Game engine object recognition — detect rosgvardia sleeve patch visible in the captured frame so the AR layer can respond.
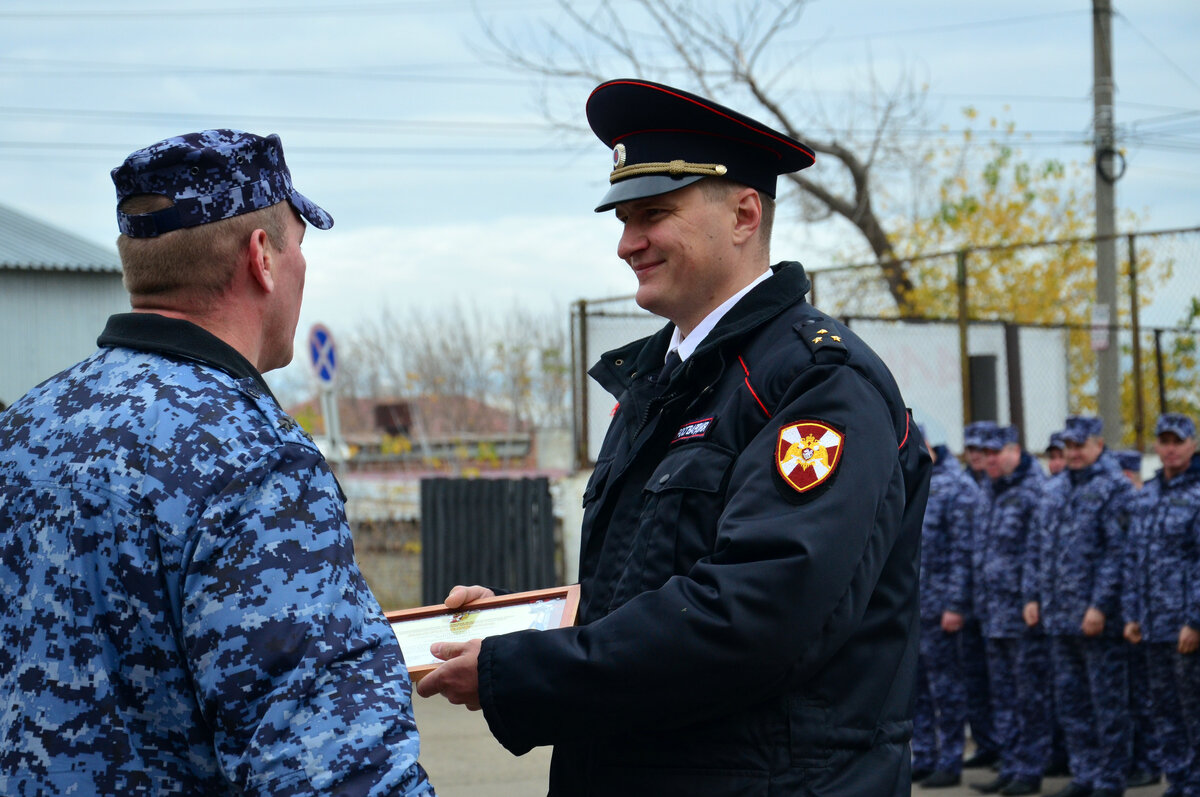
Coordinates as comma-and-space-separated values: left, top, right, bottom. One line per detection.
776, 420, 844, 493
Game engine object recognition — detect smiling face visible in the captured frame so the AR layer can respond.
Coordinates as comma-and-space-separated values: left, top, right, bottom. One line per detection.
613, 182, 757, 337
1156, 432, 1196, 480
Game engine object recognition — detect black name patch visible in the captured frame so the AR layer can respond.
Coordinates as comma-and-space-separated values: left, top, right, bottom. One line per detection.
672, 417, 714, 444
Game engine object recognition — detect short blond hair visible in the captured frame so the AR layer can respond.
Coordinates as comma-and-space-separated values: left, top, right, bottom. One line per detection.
698, 177, 775, 250
116, 196, 291, 304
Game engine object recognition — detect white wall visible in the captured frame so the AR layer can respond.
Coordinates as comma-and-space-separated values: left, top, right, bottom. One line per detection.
0, 270, 128, 406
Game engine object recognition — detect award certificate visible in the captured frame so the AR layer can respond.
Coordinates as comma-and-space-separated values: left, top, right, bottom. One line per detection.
385, 584, 580, 681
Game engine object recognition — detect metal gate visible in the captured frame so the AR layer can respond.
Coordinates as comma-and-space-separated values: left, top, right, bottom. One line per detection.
420, 477, 556, 605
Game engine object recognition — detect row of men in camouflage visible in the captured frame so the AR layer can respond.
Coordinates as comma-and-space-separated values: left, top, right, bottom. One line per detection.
913, 412, 1200, 797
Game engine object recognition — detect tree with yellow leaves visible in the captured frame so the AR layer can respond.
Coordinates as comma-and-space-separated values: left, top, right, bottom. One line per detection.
890, 111, 1175, 446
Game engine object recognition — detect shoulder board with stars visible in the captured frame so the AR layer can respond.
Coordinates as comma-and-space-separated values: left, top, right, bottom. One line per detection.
795, 318, 848, 361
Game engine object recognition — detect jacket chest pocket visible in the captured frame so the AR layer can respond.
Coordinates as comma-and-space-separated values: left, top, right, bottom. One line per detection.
608, 444, 734, 609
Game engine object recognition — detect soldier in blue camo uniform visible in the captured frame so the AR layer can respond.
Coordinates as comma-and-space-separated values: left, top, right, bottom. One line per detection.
1045, 431, 1067, 477
912, 437, 979, 788
969, 425, 1050, 796
962, 421, 1002, 769
1115, 449, 1164, 789
1124, 413, 1200, 797
1024, 415, 1133, 797
1041, 430, 1072, 780
0, 130, 434, 796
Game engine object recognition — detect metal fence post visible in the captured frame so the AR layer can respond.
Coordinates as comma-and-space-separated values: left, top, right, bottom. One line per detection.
572, 300, 590, 468
1004, 322, 1025, 448
1154, 329, 1167, 417
957, 250, 971, 426
1128, 234, 1145, 450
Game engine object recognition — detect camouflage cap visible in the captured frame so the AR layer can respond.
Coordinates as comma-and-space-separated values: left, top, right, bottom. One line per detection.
1155, 412, 1195, 440
1115, 449, 1143, 472
1046, 430, 1065, 452
978, 424, 1019, 451
1060, 415, 1103, 444
112, 129, 333, 238
963, 420, 999, 449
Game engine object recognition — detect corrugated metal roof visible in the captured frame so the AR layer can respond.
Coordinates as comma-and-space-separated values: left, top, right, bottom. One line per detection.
0, 202, 120, 273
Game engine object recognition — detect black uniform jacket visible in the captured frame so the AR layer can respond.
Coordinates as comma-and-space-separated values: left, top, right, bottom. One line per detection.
478, 262, 932, 796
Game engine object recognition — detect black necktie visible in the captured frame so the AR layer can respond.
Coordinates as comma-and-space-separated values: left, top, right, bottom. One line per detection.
658, 350, 682, 385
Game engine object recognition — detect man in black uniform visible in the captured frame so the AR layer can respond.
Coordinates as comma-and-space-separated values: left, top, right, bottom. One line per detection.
418, 78, 932, 797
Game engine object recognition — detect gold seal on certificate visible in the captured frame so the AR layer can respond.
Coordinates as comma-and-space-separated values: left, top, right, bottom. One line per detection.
385, 585, 580, 681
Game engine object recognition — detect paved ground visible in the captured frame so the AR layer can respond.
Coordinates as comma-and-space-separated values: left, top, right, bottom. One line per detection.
414, 696, 1171, 797
413, 695, 551, 797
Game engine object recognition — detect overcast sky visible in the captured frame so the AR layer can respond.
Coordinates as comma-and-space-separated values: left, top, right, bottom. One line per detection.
2, 1, 1197, 394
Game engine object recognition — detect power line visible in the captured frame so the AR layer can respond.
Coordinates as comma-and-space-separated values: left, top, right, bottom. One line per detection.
798, 10, 1089, 44
0, 106, 548, 136
0, 0, 556, 19
1113, 7, 1200, 95
0, 138, 591, 159
0, 58, 524, 86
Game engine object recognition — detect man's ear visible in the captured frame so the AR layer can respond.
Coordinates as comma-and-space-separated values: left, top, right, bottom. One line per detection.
731, 188, 762, 246
247, 228, 275, 294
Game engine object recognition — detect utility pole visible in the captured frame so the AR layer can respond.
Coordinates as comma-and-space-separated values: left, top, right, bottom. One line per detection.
1092, 0, 1123, 442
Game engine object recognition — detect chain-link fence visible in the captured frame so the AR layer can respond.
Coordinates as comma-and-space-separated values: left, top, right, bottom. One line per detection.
572, 226, 1200, 462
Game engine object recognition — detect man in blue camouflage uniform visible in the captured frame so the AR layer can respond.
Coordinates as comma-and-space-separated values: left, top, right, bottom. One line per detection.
1024, 415, 1133, 797
913, 435, 979, 788
1115, 448, 1164, 789
1117, 450, 1145, 489
1124, 413, 1200, 797
1041, 429, 1072, 780
962, 420, 1002, 770
1046, 431, 1067, 477
0, 130, 434, 796
969, 425, 1049, 796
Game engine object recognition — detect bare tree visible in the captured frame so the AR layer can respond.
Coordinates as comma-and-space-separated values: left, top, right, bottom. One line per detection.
340, 302, 571, 432
492, 306, 572, 430
474, 0, 930, 313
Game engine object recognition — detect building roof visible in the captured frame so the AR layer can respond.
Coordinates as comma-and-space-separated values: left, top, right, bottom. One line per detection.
0, 202, 120, 273
287, 394, 530, 440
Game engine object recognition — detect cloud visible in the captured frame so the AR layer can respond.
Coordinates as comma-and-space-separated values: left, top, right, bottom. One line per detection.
297, 213, 633, 339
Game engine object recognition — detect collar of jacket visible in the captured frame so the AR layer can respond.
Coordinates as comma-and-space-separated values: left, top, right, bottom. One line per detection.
589, 261, 812, 397
98, 312, 276, 400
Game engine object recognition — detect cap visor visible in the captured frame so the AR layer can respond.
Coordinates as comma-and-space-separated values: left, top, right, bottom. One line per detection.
290, 190, 334, 230
594, 174, 706, 213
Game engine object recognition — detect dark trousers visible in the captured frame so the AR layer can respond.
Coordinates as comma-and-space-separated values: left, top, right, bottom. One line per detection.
963, 617, 998, 755
985, 634, 1052, 780
914, 619, 967, 773
1051, 635, 1131, 791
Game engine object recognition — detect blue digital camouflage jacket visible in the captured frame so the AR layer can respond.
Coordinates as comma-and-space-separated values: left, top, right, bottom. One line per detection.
1122, 456, 1200, 641
1026, 450, 1132, 637
0, 314, 433, 796
974, 451, 1045, 638
920, 445, 977, 622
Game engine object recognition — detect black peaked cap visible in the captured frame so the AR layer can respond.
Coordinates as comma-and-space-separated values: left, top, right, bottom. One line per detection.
586, 78, 815, 212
